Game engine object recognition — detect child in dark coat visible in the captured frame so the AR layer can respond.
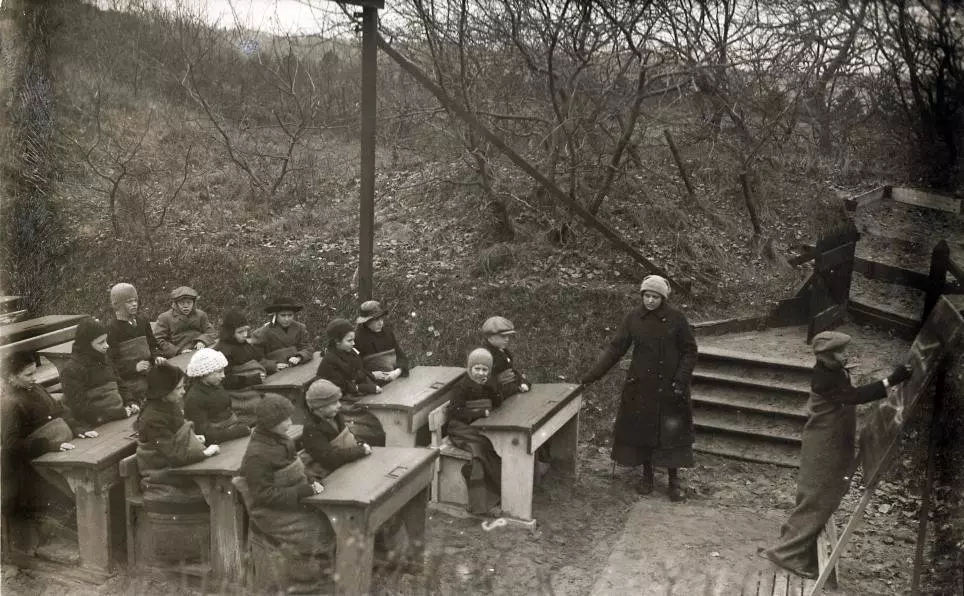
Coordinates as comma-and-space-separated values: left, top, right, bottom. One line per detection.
301, 379, 371, 480
354, 300, 409, 384
252, 297, 314, 371
480, 316, 530, 400
316, 318, 385, 446
154, 286, 217, 358
239, 394, 329, 592
447, 348, 503, 516
183, 348, 250, 444
106, 283, 165, 405
762, 331, 913, 579
215, 310, 272, 426
61, 317, 139, 431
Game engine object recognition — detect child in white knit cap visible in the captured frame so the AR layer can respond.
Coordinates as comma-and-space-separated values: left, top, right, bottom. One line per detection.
183, 348, 251, 444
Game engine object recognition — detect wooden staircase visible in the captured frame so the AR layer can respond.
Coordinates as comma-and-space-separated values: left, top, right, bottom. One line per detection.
692, 346, 810, 468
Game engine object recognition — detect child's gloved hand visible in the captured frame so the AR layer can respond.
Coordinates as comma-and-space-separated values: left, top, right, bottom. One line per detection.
374, 385, 383, 393
77, 431, 99, 439
180, 348, 194, 354
125, 404, 140, 417
154, 356, 167, 364
59, 442, 76, 451
276, 363, 289, 371
135, 360, 151, 373
372, 371, 389, 381
288, 356, 301, 366
203, 445, 220, 457
194, 342, 206, 351
520, 383, 530, 392
362, 443, 372, 455
310, 481, 325, 494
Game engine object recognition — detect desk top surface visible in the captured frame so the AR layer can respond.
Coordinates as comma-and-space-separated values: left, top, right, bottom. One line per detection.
357, 366, 464, 412
39, 341, 193, 372
32, 417, 137, 469
255, 353, 322, 389
303, 446, 437, 508
0, 315, 86, 344
471, 383, 582, 433
166, 425, 303, 476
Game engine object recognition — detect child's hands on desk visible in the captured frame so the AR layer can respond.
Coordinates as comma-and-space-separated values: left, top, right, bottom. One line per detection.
77, 431, 99, 439
135, 360, 151, 373
310, 481, 325, 494
276, 363, 289, 371
125, 404, 140, 417
59, 442, 76, 451
194, 341, 206, 351
362, 443, 372, 455
520, 383, 530, 392
288, 356, 302, 366
203, 444, 219, 457
154, 357, 167, 364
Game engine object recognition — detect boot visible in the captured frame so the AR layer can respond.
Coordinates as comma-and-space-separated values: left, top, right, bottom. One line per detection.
636, 463, 654, 495
668, 468, 684, 502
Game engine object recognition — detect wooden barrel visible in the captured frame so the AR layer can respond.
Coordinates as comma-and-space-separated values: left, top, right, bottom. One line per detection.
144, 510, 209, 564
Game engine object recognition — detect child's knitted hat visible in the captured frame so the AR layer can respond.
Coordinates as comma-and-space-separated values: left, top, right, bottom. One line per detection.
306, 379, 342, 411
186, 348, 228, 378
467, 348, 493, 370
110, 283, 138, 308
255, 393, 294, 430
639, 275, 670, 299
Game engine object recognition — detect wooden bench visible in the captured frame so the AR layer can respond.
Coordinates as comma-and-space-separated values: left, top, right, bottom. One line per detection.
427, 400, 472, 508
28, 417, 138, 580
303, 447, 437, 596
357, 365, 464, 446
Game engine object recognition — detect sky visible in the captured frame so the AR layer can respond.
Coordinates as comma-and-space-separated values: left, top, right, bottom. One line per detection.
93, 0, 376, 35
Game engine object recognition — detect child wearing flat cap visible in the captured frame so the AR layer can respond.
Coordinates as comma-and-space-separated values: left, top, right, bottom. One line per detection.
480, 316, 530, 399
761, 330, 913, 579
154, 286, 217, 358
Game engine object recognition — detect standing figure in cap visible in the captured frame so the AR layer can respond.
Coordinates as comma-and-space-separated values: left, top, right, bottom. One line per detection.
580, 275, 698, 501
761, 331, 913, 579
154, 286, 217, 358
316, 318, 386, 446
105, 282, 164, 405
446, 348, 504, 516
252, 296, 314, 371
480, 316, 530, 400
354, 300, 409, 384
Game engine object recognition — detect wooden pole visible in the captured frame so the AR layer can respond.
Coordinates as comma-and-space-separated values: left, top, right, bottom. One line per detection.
739, 172, 762, 237
358, 6, 377, 302
922, 240, 950, 323
663, 129, 696, 200
374, 33, 685, 293
911, 356, 948, 594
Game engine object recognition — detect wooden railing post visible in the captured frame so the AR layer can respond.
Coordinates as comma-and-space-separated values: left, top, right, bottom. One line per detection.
923, 240, 950, 323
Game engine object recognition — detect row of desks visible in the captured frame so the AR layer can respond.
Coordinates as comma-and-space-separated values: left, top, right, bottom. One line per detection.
26, 356, 583, 592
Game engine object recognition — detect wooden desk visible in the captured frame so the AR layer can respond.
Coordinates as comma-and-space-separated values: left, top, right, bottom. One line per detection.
165, 425, 302, 583
31, 417, 138, 578
357, 366, 464, 446
304, 447, 437, 596
471, 383, 583, 521
40, 341, 192, 375
0, 295, 22, 312
254, 352, 321, 424
0, 314, 86, 345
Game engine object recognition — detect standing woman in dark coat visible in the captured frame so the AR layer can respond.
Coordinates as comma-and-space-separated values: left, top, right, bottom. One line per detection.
762, 331, 912, 579
580, 275, 698, 501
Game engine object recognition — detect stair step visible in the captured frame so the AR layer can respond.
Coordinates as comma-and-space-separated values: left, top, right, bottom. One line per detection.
692, 369, 810, 396
696, 348, 812, 389
691, 384, 808, 420
693, 409, 802, 444
698, 346, 812, 373
694, 433, 799, 468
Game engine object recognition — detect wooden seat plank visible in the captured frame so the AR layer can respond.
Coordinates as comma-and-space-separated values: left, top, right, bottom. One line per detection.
0, 326, 79, 357
0, 315, 86, 345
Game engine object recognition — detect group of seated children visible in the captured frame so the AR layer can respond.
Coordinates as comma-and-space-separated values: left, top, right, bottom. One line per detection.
1, 280, 532, 571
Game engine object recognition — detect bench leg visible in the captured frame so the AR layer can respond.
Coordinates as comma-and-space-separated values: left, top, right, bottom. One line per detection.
326, 509, 374, 596
550, 415, 579, 474
492, 438, 535, 521
399, 487, 428, 560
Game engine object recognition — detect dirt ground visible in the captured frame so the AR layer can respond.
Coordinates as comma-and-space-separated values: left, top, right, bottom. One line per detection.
1, 448, 923, 596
